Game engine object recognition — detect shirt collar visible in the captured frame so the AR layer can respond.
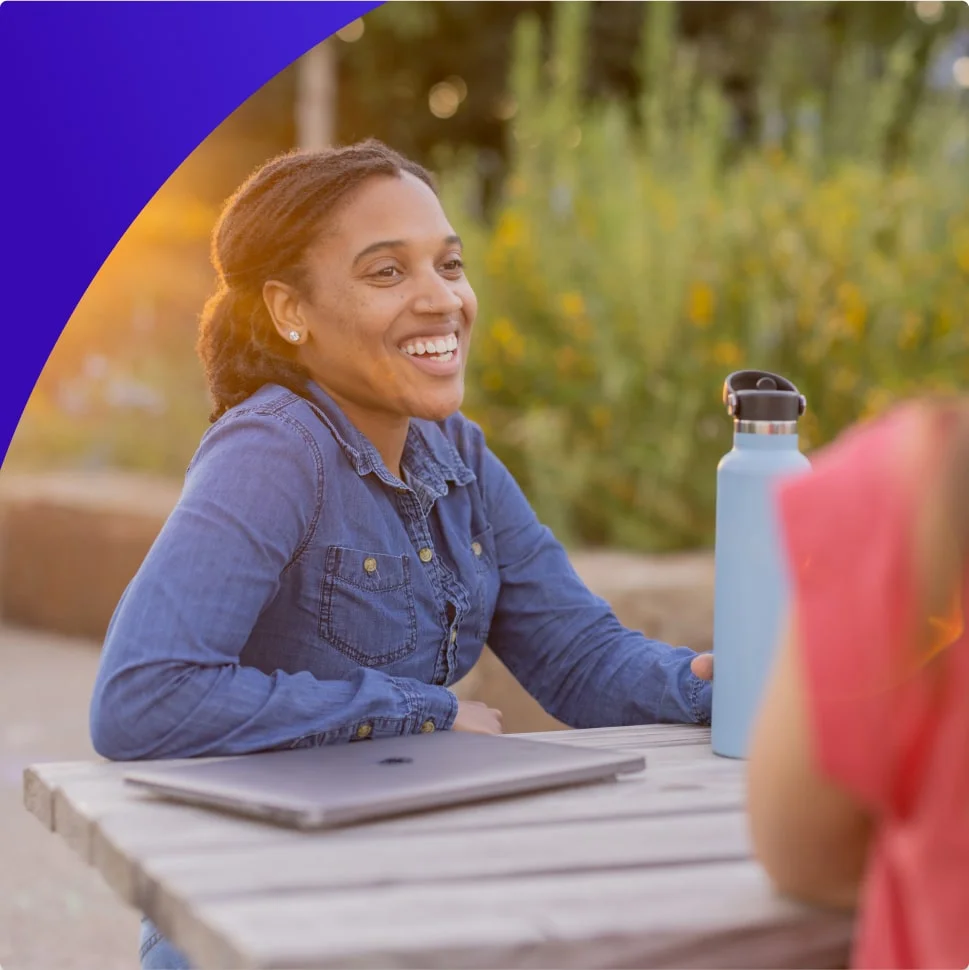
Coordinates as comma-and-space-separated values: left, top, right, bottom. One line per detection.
303, 381, 475, 495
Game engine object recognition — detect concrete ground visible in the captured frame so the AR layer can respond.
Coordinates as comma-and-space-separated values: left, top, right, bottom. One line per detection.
1, 625, 138, 970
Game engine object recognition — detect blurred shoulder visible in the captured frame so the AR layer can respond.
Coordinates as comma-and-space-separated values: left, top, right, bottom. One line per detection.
802, 401, 950, 492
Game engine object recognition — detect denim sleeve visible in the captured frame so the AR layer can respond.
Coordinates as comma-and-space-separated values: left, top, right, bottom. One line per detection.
481, 447, 711, 728
89, 408, 457, 761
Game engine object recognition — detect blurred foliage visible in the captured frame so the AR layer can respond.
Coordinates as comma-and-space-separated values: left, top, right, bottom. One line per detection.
6, 1, 969, 554
442, 1, 969, 550
336, 1, 964, 182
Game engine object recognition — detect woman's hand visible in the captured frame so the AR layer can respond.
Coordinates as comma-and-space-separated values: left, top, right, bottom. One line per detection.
453, 700, 503, 734
690, 652, 714, 681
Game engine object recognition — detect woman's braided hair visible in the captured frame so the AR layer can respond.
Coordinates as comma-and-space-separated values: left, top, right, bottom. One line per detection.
197, 139, 435, 421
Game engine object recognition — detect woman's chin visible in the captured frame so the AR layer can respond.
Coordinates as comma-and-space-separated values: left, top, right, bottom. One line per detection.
409, 384, 465, 422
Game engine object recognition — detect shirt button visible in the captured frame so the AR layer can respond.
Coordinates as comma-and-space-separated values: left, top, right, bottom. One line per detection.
471, 541, 483, 557
418, 547, 434, 563
363, 557, 378, 574
356, 723, 373, 739
449, 628, 457, 644
420, 720, 436, 734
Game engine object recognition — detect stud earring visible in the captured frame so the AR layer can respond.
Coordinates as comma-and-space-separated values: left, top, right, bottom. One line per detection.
288, 330, 300, 343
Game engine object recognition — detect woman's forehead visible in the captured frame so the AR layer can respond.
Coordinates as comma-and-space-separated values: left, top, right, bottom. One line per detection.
324, 172, 454, 248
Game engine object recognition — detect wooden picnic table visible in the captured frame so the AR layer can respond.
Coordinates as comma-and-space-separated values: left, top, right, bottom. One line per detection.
23, 724, 852, 969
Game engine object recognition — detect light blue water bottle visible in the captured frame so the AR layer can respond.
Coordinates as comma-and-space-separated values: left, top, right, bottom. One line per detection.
711, 370, 811, 759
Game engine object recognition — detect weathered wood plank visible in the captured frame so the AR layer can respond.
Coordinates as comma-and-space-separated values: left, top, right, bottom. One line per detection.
48, 754, 739, 862
88, 764, 743, 905
23, 755, 238, 860
139, 809, 751, 915
167, 861, 850, 970
24, 729, 712, 840
23, 764, 60, 830
518, 725, 712, 748
519, 726, 715, 763
23, 760, 146, 828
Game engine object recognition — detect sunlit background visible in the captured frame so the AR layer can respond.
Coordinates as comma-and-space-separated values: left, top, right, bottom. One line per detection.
7, 0, 969, 552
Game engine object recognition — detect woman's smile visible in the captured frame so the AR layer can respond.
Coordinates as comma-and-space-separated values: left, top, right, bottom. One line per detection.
398, 331, 461, 375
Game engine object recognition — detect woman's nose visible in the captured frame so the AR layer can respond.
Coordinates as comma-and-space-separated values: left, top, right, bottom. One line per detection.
414, 272, 463, 315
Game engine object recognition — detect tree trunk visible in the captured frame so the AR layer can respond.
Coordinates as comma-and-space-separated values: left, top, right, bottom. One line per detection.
295, 41, 336, 150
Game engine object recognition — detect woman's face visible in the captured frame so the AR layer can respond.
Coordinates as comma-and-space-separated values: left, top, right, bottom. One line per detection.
264, 172, 478, 424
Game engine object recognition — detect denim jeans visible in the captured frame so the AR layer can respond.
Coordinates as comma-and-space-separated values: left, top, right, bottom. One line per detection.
140, 917, 191, 970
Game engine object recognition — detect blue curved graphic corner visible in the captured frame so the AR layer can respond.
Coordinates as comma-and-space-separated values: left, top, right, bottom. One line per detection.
0, 0, 381, 465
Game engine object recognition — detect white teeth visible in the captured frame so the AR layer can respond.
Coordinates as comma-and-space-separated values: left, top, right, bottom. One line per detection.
400, 334, 459, 359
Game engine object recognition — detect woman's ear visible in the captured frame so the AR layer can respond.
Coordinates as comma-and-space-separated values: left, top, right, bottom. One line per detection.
263, 279, 307, 344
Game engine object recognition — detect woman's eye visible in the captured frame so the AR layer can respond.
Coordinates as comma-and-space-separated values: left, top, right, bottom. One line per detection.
371, 266, 402, 280
441, 258, 465, 274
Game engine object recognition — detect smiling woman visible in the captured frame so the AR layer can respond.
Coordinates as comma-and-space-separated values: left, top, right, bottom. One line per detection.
196, 142, 476, 477
88, 139, 713, 970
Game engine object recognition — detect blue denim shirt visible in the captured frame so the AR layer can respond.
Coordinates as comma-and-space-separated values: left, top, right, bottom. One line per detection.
90, 381, 711, 760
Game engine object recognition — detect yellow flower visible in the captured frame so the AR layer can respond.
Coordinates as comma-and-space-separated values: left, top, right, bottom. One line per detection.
559, 291, 585, 318
687, 281, 715, 329
489, 316, 525, 362
898, 311, 922, 351
711, 340, 742, 368
591, 405, 611, 430
494, 211, 526, 250
837, 282, 867, 337
555, 346, 579, 376
862, 387, 894, 419
489, 316, 513, 345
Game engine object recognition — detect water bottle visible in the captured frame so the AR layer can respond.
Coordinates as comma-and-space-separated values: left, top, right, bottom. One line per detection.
711, 370, 811, 759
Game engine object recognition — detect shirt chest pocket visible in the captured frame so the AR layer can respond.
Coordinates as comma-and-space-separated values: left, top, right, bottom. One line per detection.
319, 547, 418, 667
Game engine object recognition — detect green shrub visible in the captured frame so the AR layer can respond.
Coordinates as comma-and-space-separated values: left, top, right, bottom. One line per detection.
442, 1, 969, 550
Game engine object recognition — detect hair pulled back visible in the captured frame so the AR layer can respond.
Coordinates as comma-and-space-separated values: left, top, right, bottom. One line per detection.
197, 139, 435, 421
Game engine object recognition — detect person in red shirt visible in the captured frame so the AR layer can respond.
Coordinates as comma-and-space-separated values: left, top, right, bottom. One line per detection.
748, 398, 969, 969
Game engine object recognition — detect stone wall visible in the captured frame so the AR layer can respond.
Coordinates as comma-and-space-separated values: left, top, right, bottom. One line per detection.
0, 471, 713, 733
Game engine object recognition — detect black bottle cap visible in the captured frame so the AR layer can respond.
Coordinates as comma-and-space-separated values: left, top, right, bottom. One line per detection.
723, 370, 807, 422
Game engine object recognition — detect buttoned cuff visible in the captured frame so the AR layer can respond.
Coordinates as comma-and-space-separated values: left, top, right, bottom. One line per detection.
391, 678, 459, 735
689, 674, 712, 726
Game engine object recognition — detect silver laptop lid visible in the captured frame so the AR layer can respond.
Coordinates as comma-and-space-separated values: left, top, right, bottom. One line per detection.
124, 732, 645, 830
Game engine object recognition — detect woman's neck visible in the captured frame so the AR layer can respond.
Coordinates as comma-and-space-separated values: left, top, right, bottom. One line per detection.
321, 386, 409, 480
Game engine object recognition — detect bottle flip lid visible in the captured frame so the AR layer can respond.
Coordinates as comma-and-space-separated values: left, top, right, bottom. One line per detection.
723, 370, 807, 423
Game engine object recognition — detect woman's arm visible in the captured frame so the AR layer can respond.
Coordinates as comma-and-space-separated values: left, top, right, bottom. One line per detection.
89, 407, 456, 761
479, 446, 710, 728
746, 407, 941, 910
748, 614, 873, 910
